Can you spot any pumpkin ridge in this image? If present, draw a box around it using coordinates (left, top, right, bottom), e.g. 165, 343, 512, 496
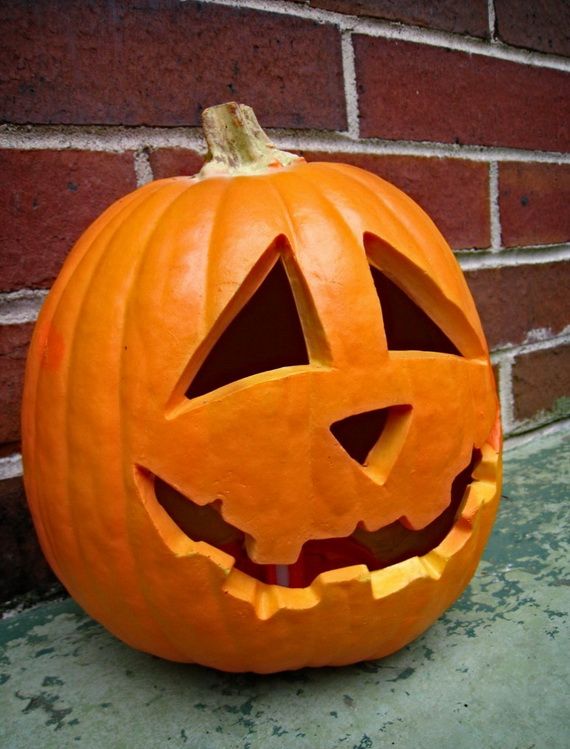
65, 182, 192, 652
51, 182, 166, 306
313, 161, 474, 316
301, 161, 433, 263
28, 182, 172, 592
289, 168, 480, 357
204, 176, 249, 331
282, 164, 364, 241
261, 173, 298, 246
262, 176, 333, 365
270, 166, 388, 367
23, 180, 162, 463
119, 183, 222, 659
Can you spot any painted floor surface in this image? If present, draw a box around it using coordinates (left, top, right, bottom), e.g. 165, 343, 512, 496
1, 432, 569, 749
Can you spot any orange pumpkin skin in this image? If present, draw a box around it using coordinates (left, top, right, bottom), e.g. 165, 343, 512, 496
22, 116, 501, 671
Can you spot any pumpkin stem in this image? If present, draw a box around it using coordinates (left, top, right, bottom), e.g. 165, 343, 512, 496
198, 102, 303, 178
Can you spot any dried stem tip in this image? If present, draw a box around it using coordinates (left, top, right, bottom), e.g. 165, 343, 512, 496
199, 102, 302, 178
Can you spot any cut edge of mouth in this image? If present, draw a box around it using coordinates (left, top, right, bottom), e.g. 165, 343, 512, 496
134, 439, 500, 614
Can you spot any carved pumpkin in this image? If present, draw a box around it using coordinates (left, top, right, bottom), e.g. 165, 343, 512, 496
22, 103, 501, 672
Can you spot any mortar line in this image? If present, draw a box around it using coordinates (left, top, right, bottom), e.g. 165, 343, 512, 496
497, 357, 515, 433
487, 0, 497, 41
340, 30, 359, 139
0, 289, 49, 325
2, 125, 569, 165
489, 162, 502, 250
133, 148, 153, 186
198, 0, 570, 71
456, 244, 570, 270
490, 330, 570, 362
0, 453, 23, 481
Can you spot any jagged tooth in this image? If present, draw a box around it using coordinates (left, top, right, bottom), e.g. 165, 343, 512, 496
274, 585, 321, 612
312, 564, 369, 590
255, 578, 323, 618
192, 541, 235, 570
420, 551, 446, 579
460, 481, 495, 524
369, 557, 422, 599
253, 582, 281, 621
215, 443, 502, 619
474, 480, 498, 507
472, 442, 500, 484
221, 567, 257, 603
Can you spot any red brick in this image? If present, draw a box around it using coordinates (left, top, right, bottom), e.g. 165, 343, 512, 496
0, 475, 57, 602
306, 0, 488, 37
0, 0, 345, 130
0, 150, 136, 292
495, 0, 570, 57
465, 262, 570, 349
0, 323, 33, 444
302, 153, 490, 249
149, 149, 205, 180
512, 344, 570, 422
499, 163, 570, 247
354, 36, 570, 150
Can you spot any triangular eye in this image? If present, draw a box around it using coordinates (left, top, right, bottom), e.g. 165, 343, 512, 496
370, 265, 462, 355
330, 408, 390, 465
186, 258, 309, 399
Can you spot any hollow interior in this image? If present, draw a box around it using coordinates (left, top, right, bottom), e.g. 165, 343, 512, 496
330, 408, 390, 465
152, 448, 480, 588
186, 258, 309, 399
370, 265, 462, 355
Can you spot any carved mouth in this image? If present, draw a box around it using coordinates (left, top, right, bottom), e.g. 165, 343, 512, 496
138, 448, 480, 588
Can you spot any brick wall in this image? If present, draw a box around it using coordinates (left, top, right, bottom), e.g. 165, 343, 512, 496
1, 0, 569, 602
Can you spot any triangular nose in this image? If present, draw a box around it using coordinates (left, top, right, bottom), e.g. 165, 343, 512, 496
330, 408, 390, 465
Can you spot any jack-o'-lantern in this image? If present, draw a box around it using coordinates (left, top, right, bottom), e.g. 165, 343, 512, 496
22, 103, 501, 672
